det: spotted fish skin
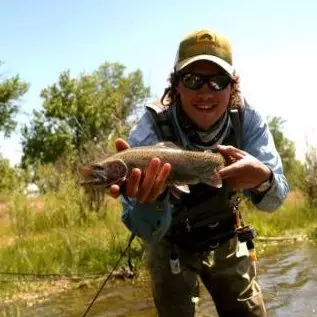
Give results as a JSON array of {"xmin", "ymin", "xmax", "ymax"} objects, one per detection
[{"xmin": 79, "ymin": 142, "xmax": 226, "ymax": 189}]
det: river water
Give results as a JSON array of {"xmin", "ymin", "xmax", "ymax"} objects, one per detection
[{"xmin": 2, "ymin": 241, "xmax": 317, "ymax": 317}]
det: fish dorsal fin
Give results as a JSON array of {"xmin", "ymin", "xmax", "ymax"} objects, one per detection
[{"xmin": 155, "ymin": 141, "xmax": 180, "ymax": 149}]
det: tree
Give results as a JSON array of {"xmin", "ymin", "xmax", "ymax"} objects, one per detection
[
  {"xmin": 304, "ymin": 145, "xmax": 317, "ymax": 207},
  {"xmin": 21, "ymin": 62, "xmax": 150, "ymax": 167},
  {"xmin": 0, "ymin": 156, "xmax": 27, "ymax": 192},
  {"xmin": 0, "ymin": 63, "xmax": 29, "ymax": 137},
  {"xmin": 268, "ymin": 116, "xmax": 304, "ymax": 190}
]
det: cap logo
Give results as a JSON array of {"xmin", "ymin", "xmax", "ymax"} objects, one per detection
[{"xmin": 196, "ymin": 32, "xmax": 215, "ymax": 43}]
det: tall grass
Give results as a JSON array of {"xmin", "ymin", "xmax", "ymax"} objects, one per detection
[
  {"xmin": 8, "ymin": 177, "xmax": 95, "ymax": 235},
  {"xmin": 0, "ymin": 176, "xmax": 143, "ymax": 298},
  {"xmin": 1, "ymin": 182, "xmax": 317, "ymax": 299},
  {"xmin": 242, "ymin": 191, "xmax": 317, "ymax": 237}
]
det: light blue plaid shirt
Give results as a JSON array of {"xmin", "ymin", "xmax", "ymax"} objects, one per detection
[{"xmin": 120, "ymin": 103, "xmax": 289, "ymax": 243}]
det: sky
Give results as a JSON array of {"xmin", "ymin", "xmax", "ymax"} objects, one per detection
[{"xmin": 1, "ymin": 0, "xmax": 317, "ymax": 166}]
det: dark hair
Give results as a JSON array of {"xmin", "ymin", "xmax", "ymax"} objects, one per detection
[{"xmin": 160, "ymin": 70, "xmax": 243, "ymax": 109}]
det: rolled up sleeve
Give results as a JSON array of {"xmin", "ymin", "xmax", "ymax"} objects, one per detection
[
  {"xmin": 121, "ymin": 195, "xmax": 172, "ymax": 243},
  {"xmin": 243, "ymin": 106, "xmax": 289, "ymax": 211}
]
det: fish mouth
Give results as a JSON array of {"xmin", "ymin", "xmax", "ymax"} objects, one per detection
[
  {"xmin": 81, "ymin": 179, "xmax": 108, "ymax": 186},
  {"xmin": 80, "ymin": 167, "xmax": 109, "ymax": 186},
  {"xmin": 80, "ymin": 160, "xmax": 128, "ymax": 188}
]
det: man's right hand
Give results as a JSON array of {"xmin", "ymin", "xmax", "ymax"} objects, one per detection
[{"xmin": 109, "ymin": 138, "xmax": 172, "ymax": 203}]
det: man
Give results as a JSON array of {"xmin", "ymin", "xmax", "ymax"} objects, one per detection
[{"xmin": 110, "ymin": 28, "xmax": 288, "ymax": 317}]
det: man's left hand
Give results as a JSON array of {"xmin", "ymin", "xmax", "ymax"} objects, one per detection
[{"xmin": 217, "ymin": 145, "xmax": 272, "ymax": 192}]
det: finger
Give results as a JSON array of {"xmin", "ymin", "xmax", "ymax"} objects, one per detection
[
  {"xmin": 217, "ymin": 145, "xmax": 246, "ymax": 160},
  {"xmin": 137, "ymin": 158, "xmax": 161, "ymax": 202},
  {"xmin": 109, "ymin": 184, "xmax": 121, "ymax": 199},
  {"xmin": 115, "ymin": 138, "xmax": 130, "ymax": 152},
  {"xmin": 218, "ymin": 162, "xmax": 241, "ymax": 179},
  {"xmin": 126, "ymin": 168, "xmax": 142, "ymax": 197},
  {"xmin": 147, "ymin": 163, "xmax": 171, "ymax": 202}
]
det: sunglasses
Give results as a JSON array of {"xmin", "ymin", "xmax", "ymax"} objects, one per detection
[{"xmin": 179, "ymin": 72, "xmax": 232, "ymax": 91}]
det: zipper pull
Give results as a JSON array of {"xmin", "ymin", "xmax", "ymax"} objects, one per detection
[
  {"xmin": 185, "ymin": 218, "xmax": 191, "ymax": 232},
  {"xmin": 169, "ymin": 252, "xmax": 181, "ymax": 275}
]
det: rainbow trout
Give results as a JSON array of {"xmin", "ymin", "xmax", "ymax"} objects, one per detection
[{"xmin": 79, "ymin": 142, "xmax": 226, "ymax": 192}]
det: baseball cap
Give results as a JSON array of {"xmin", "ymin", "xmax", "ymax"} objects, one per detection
[{"xmin": 174, "ymin": 29, "xmax": 234, "ymax": 76}]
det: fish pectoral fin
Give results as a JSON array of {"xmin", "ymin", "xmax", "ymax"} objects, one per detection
[
  {"xmin": 204, "ymin": 178, "xmax": 223, "ymax": 188},
  {"xmin": 175, "ymin": 184, "xmax": 190, "ymax": 193},
  {"xmin": 169, "ymin": 184, "xmax": 190, "ymax": 199}
]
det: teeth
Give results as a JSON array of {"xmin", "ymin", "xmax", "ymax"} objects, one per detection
[{"xmin": 195, "ymin": 104, "xmax": 216, "ymax": 109}]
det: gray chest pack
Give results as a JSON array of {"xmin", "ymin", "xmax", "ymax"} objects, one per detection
[{"xmin": 146, "ymin": 104, "xmax": 245, "ymax": 252}]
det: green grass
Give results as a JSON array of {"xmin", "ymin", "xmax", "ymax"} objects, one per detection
[
  {"xmin": 243, "ymin": 191, "xmax": 317, "ymax": 237},
  {"xmin": 0, "ymin": 178, "xmax": 144, "ymax": 299},
  {"xmin": 1, "ymin": 185, "xmax": 317, "ymax": 300}
]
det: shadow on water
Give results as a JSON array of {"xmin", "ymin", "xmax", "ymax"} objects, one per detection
[{"xmin": 2, "ymin": 241, "xmax": 317, "ymax": 317}]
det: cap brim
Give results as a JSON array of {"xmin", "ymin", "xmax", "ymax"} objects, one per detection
[{"xmin": 175, "ymin": 54, "xmax": 234, "ymax": 77}]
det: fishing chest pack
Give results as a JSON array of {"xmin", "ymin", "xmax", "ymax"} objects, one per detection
[{"xmin": 146, "ymin": 103, "xmax": 256, "ymax": 252}]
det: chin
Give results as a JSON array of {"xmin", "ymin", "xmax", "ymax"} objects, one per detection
[
  {"xmin": 196, "ymin": 121, "xmax": 215, "ymax": 131},
  {"xmin": 195, "ymin": 116, "xmax": 218, "ymax": 130}
]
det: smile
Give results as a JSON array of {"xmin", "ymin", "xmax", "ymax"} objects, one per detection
[{"xmin": 193, "ymin": 103, "xmax": 217, "ymax": 110}]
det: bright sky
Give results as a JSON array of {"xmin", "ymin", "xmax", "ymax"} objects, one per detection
[{"xmin": 1, "ymin": 0, "xmax": 316, "ymax": 166}]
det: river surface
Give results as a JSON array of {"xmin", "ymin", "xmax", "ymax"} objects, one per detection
[{"xmin": 2, "ymin": 241, "xmax": 317, "ymax": 317}]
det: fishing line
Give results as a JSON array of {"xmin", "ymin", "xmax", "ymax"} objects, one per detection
[
  {"xmin": 80, "ymin": 233, "xmax": 135, "ymax": 317},
  {"xmin": 0, "ymin": 272, "xmax": 102, "ymax": 278},
  {"xmin": 0, "ymin": 271, "xmax": 104, "ymax": 282}
]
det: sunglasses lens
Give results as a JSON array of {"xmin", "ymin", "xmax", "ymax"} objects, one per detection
[
  {"xmin": 181, "ymin": 73, "xmax": 203, "ymax": 90},
  {"xmin": 209, "ymin": 75, "xmax": 231, "ymax": 91},
  {"xmin": 181, "ymin": 73, "xmax": 231, "ymax": 91}
]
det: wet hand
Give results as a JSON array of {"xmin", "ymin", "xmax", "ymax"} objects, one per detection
[
  {"xmin": 109, "ymin": 138, "xmax": 172, "ymax": 203},
  {"xmin": 217, "ymin": 145, "xmax": 272, "ymax": 191}
]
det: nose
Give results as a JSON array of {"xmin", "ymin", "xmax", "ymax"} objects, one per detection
[{"xmin": 198, "ymin": 82, "xmax": 214, "ymax": 94}]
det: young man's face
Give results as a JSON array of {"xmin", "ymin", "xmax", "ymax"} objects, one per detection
[{"xmin": 176, "ymin": 61, "xmax": 232, "ymax": 131}]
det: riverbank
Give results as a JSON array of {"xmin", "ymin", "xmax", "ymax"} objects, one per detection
[
  {"xmin": 2, "ymin": 238, "xmax": 315, "ymax": 317},
  {"xmin": 4, "ymin": 240, "xmax": 316, "ymax": 317},
  {"xmin": 1, "ymin": 189, "xmax": 317, "ymax": 313}
]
